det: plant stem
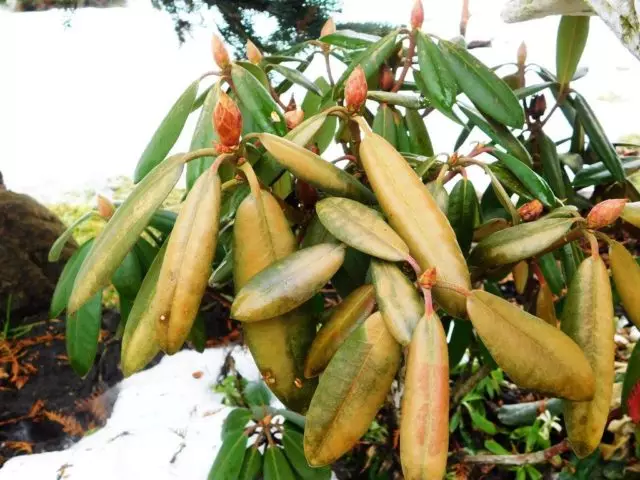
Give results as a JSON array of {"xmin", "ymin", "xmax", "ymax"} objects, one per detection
[
  {"xmin": 451, "ymin": 363, "xmax": 492, "ymax": 409},
  {"xmin": 456, "ymin": 439, "xmax": 570, "ymax": 465},
  {"xmin": 269, "ymin": 84, "xmax": 288, "ymax": 110},
  {"xmin": 539, "ymin": 89, "xmax": 569, "ymax": 129},
  {"xmin": 238, "ymin": 162, "xmax": 262, "ymax": 199},
  {"xmin": 391, "ymin": 34, "xmax": 416, "ymax": 93},
  {"xmin": 182, "ymin": 148, "xmax": 220, "ymax": 164},
  {"xmin": 324, "ymin": 52, "xmax": 335, "ymax": 87}
]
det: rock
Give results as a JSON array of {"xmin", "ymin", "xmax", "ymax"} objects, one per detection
[
  {"xmin": 0, "ymin": 177, "xmax": 77, "ymax": 319},
  {"xmin": 501, "ymin": 0, "xmax": 640, "ymax": 62}
]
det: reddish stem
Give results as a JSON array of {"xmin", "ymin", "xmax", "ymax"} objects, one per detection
[{"xmin": 391, "ymin": 34, "xmax": 416, "ymax": 93}]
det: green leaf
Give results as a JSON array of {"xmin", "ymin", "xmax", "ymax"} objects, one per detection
[
  {"xmin": 68, "ymin": 154, "xmax": 184, "ymax": 314},
  {"xmin": 448, "ymin": 318, "xmax": 473, "ymax": 369},
  {"xmin": 416, "ymin": 32, "xmax": 457, "ymax": 113},
  {"xmin": 487, "ymin": 163, "xmax": 534, "ymax": 201},
  {"xmin": 333, "ymin": 30, "xmax": 399, "ymax": 98},
  {"xmin": 191, "ymin": 84, "xmax": 212, "ymax": 112},
  {"xmin": 187, "ymin": 313, "xmax": 206, "ymax": 353},
  {"xmin": 133, "ymin": 237, "xmax": 160, "ymax": 273},
  {"xmin": 112, "ymin": 251, "xmax": 143, "ymax": 298},
  {"xmin": 622, "ymin": 340, "xmax": 640, "ymax": 414},
  {"xmin": 50, "ymin": 239, "xmax": 95, "ymax": 318},
  {"xmin": 236, "ymin": 61, "xmax": 270, "ymax": 88},
  {"xmin": 263, "ymin": 445, "xmax": 296, "ymax": 480},
  {"xmin": 147, "ymin": 209, "xmax": 178, "ymax": 235},
  {"xmin": 48, "ymin": 211, "xmax": 97, "ymax": 262},
  {"xmin": 395, "ymin": 114, "xmax": 411, "ymax": 153},
  {"xmin": 448, "ymin": 178, "xmax": 479, "ymax": 256},
  {"xmin": 231, "ymin": 63, "xmax": 287, "ymax": 136},
  {"xmin": 367, "ymin": 90, "xmax": 424, "ymax": 109},
  {"xmin": 513, "ymin": 82, "xmax": 555, "ymax": 99},
  {"xmin": 440, "ymin": 39, "xmax": 524, "ymax": 128},
  {"xmin": 465, "ymin": 404, "xmax": 497, "ymax": 434},
  {"xmin": 405, "ymin": 108, "xmax": 434, "ymax": 157},
  {"xmin": 187, "ymin": 83, "xmax": 222, "ymax": 191},
  {"xmin": 537, "ymin": 253, "xmax": 564, "ymax": 295},
  {"xmin": 244, "ymin": 381, "xmax": 272, "ymax": 407},
  {"xmin": 66, "ymin": 290, "xmax": 102, "ymax": 376},
  {"xmin": 222, "ymin": 408, "xmax": 252, "ymax": 439},
  {"xmin": 331, "ymin": 247, "xmax": 371, "ymax": 299},
  {"xmin": 269, "ymin": 64, "xmax": 322, "ymax": 96},
  {"xmin": 133, "ymin": 79, "xmax": 198, "ymax": 183},
  {"xmin": 239, "ymin": 446, "xmax": 263, "ymax": 480},
  {"xmin": 320, "ymin": 30, "xmax": 380, "ymax": 49},
  {"xmin": 282, "ymin": 429, "xmax": 331, "ymax": 480},
  {"xmin": 208, "ymin": 430, "xmax": 248, "ymax": 480},
  {"xmin": 570, "ymin": 93, "xmax": 625, "ymax": 182},
  {"xmin": 263, "ymin": 55, "xmax": 310, "ymax": 65},
  {"xmin": 458, "ymin": 104, "xmax": 532, "ymax": 166},
  {"xmin": 573, "ymin": 157, "xmax": 640, "ymax": 188},
  {"xmin": 485, "ymin": 439, "xmax": 510, "ymax": 455},
  {"xmin": 537, "ymin": 132, "xmax": 567, "ymax": 199},
  {"xmin": 556, "ymin": 16, "xmax": 590, "ymax": 88},
  {"xmin": 372, "ymin": 103, "xmax": 397, "ymax": 148},
  {"xmin": 300, "ymin": 79, "xmax": 338, "ymax": 153},
  {"xmin": 560, "ymin": 242, "xmax": 581, "ymax": 286},
  {"xmin": 491, "ymin": 149, "xmax": 558, "ymax": 208}
]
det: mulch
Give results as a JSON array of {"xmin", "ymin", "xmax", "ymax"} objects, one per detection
[{"xmin": 0, "ymin": 299, "xmax": 236, "ymax": 466}]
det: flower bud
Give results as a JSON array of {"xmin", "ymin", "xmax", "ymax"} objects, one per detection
[
  {"xmin": 418, "ymin": 267, "xmax": 437, "ymax": 290},
  {"xmin": 517, "ymin": 41, "xmax": 527, "ymax": 67},
  {"xmin": 320, "ymin": 17, "xmax": 336, "ymax": 38},
  {"xmin": 213, "ymin": 91, "xmax": 242, "ymax": 148},
  {"xmin": 246, "ymin": 39, "xmax": 262, "ymax": 65},
  {"xmin": 97, "ymin": 195, "xmax": 115, "ymax": 220},
  {"xmin": 284, "ymin": 109, "xmax": 305, "ymax": 130},
  {"xmin": 529, "ymin": 94, "xmax": 546, "ymax": 120},
  {"xmin": 379, "ymin": 65, "xmax": 394, "ymax": 91},
  {"xmin": 518, "ymin": 199, "xmax": 543, "ymax": 222},
  {"xmin": 459, "ymin": 0, "xmax": 470, "ymax": 37},
  {"xmin": 586, "ymin": 198, "xmax": 627, "ymax": 229},
  {"xmin": 211, "ymin": 34, "xmax": 230, "ymax": 70},
  {"xmin": 410, "ymin": 0, "xmax": 424, "ymax": 30},
  {"xmin": 345, "ymin": 66, "xmax": 367, "ymax": 112}
]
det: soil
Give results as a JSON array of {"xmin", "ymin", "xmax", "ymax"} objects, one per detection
[{"xmin": 0, "ymin": 296, "xmax": 235, "ymax": 466}]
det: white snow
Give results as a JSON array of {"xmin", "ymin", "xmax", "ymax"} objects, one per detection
[{"xmin": 0, "ymin": 347, "xmax": 337, "ymax": 480}]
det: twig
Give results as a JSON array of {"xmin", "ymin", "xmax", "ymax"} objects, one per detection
[
  {"xmin": 539, "ymin": 89, "xmax": 569, "ymax": 129},
  {"xmin": 269, "ymin": 84, "xmax": 288, "ymax": 110},
  {"xmin": 391, "ymin": 34, "xmax": 416, "ymax": 93},
  {"xmin": 455, "ymin": 439, "xmax": 570, "ymax": 465},
  {"xmin": 451, "ymin": 363, "xmax": 492, "ymax": 409}
]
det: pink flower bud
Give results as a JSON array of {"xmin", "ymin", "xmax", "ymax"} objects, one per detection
[
  {"xmin": 517, "ymin": 41, "xmax": 527, "ymax": 67},
  {"xmin": 320, "ymin": 17, "xmax": 336, "ymax": 38},
  {"xmin": 213, "ymin": 91, "xmax": 242, "ymax": 147},
  {"xmin": 97, "ymin": 195, "xmax": 115, "ymax": 220},
  {"xmin": 410, "ymin": 0, "xmax": 424, "ymax": 30},
  {"xmin": 284, "ymin": 109, "xmax": 305, "ymax": 130},
  {"xmin": 379, "ymin": 65, "xmax": 394, "ymax": 91},
  {"xmin": 246, "ymin": 40, "xmax": 262, "ymax": 65},
  {"xmin": 518, "ymin": 199, "xmax": 543, "ymax": 222},
  {"xmin": 586, "ymin": 198, "xmax": 627, "ymax": 229},
  {"xmin": 345, "ymin": 66, "xmax": 367, "ymax": 112},
  {"xmin": 211, "ymin": 34, "xmax": 230, "ymax": 70}
]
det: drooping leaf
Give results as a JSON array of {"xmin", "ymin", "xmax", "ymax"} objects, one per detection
[
  {"xmin": 491, "ymin": 149, "xmax": 558, "ymax": 208},
  {"xmin": 570, "ymin": 93, "xmax": 625, "ymax": 182},
  {"xmin": 48, "ymin": 212, "xmax": 97, "ymax": 262},
  {"xmin": 236, "ymin": 61, "xmax": 270, "ymax": 88},
  {"xmin": 303, "ymin": 312, "xmax": 401, "ymax": 466},
  {"xmin": 439, "ymin": 40, "xmax": 524, "ymax": 128},
  {"xmin": 187, "ymin": 82, "xmax": 224, "ymax": 190},
  {"xmin": 458, "ymin": 104, "xmax": 532, "ymax": 166},
  {"xmin": 538, "ymin": 132, "xmax": 568, "ymax": 199},
  {"xmin": 447, "ymin": 178, "xmax": 479, "ymax": 256},
  {"xmin": 573, "ymin": 157, "xmax": 640, "ymax": 188},
  {"xmin": 513, "ymin": 82, "xmax": 555, "ymax": 99},
  {"xmin": 68, "ymin": 154, "xmax": 184, "ymax": 314},
  {"xmin": 239, "ymin": 446, "xmax": 263, "ymax": 480},
  {"xmin": 405, "ymin": 108, "xmax": 434, "ymax": 157},
  {"xmin": 244, "ymin": 382, "xmax": 272, "ymax": 407},
  {"xmin": 416, "ymin": 32, "xmax": 457, "ymax": 113},
  {"xmin": 50, "ymin": 239, "xmax": 95, "ymax": 319},
  {"xmin": 66, "ymin": 290, "xmax": 102, "ymax": 376},
  {"xmin": 133, "ymin": 80, "xmax": 198, "ymax": 183},
  {"xmin": 231, "ymin": 243, "xmax": 346, "ymax": 322},
  {"xmin": 269, "ymin": 64, "xmax": 322, "ymax": 95},
  {"xmin": 372, "ymin": 103, "xmax": 397, "ymax": 148},
  {"xmin": 316, "ymin": 197, "xmax": 409, "ymax": 262},
  {"xmin": 537, "ymin": 252, "xmax": 565, "ymax": 296}
]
